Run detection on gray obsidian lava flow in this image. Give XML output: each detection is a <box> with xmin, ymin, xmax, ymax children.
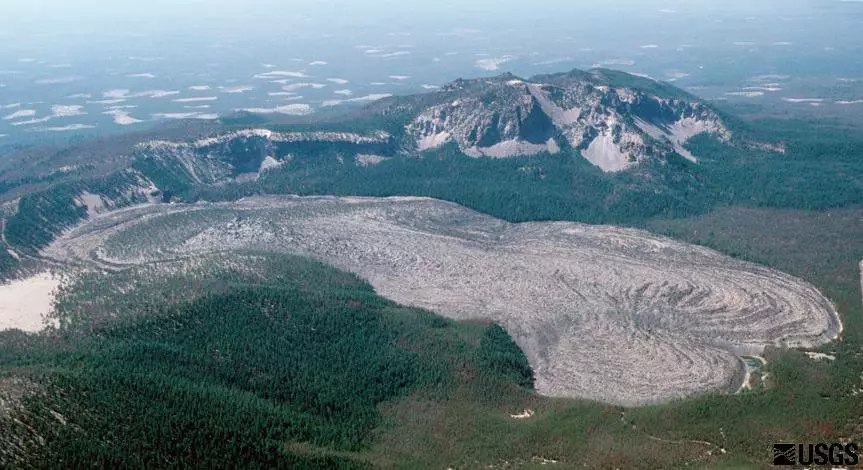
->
<box><xmin>43</xmin><ymin>196</ymin><xmax>842</xmax><ymax>406</ymax></box>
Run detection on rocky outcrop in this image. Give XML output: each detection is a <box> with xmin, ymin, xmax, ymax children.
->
<box><xmin>404</xmin><ymin>70</ymin><xmax>730</xmax><ymax>171</ymax></box>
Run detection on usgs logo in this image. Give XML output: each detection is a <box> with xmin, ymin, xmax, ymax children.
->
<box><xmin>773</xmin><ymin>443</ymin><xmax>859</xmax><ymax>466</ymax></box>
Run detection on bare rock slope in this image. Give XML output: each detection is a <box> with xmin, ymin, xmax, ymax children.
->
<box><xmin>44</xmin><ymin>196</ymin><xmax>841</xmax><ymax>405</ymax></box>
<box><xmin>401</xmin><ymin>69</ymin><xmax>730</xmax><ymax>171</ymax></box>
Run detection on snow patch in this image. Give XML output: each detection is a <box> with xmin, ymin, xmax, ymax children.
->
<box><xmin>35</xmin><ymin>76</ymin><xmax>81</xmax><ymax>85</ymax></box>
<box><xmin>38</xmin><ymin>124</ymin><xmax>95</xmax><ymax>132</ymax></box>
<box><xmin>242</xmin><ymin>104</ymin><xmax>313</xmax><ymax>115</ymax></box>
<box><xmin>219</xmin><ymin>86</ymin><xmax>254</xmax><ymax>94</ymax></box>
<box><xmin>50</xmin><ymin>105</ymin><xmax>85</xmax><ymax>117</ymax></box>
<box><xmin>172</xmin><ymin>96</ymin><xmax>218</xmax><ymax>103</ymax></box>
<box><xmin>7</xmin><ymin>105</ymin><xmax>86</xmax><ymax>126</ymax></box>
<box><xmin>3</xmin><ymin>109</ymin><xmax>36</xmax><ymax>120</ymax></box>
<box><xmin>87</xmin><ymin>99</ymin><xmax>127</xmax><ymax>105</ymax></box>
<box><xmin>253</xmin><ymin>71</ymin><xmax>307</xmax><ymax>79</ymax></box>
<box><xmin>782</xmin><ymin>98</ymin><xmax>824</xmax><ymax>103</ymax></box>
<box><xmin>322</xmin><ymin>94</ymin><xmax>392</xmax><ymax>107</ymax></box>
<box><xmin>103</xmin><ymin>89</ymin><xmax>179</xmax><ymax>99</ymax></box>
<box><xmin>104</xmin><ymin>109</ymin><xmax>143</xmax><ymax>125</ymax></box>
<box><xmin>726</xmin><ymin>91</ymin><xmax>764</xmax><ymax>98</ymax></box>
<box><xmin>593</xmin><ymin>58</ymin><xmax>636</xmax><ymax>67</ymax></box>
<box><xmin>152</xmin><ymin>112</ymin><xmax>219</xmax><ymax>120</ymax></box>
<box><xmin>281</xmin><ymin>82</ymin><xmax>326</xmax><ymax>92</ymax></box>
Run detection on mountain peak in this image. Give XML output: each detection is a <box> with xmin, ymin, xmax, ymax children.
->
<box><xmin>403</xmin><ymin>68</ymin><xmax>729</xmax><ymax>171</ymax></box>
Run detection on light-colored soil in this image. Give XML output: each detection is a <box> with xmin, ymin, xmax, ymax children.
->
<box><xmin>41</xmin><ymin>196</ymin><xmax>843</xmax><ymax>405</ymax></box>
<box><xmin>0</xmin><ymin>273</ymin><xmax>60</xmax><ymax>332</ymax></box>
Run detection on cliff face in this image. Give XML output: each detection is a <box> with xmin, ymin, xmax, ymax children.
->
<box><xmin>403</xmin><ymin>70</ymin><xmax>730</xmax><ymax>171</ymax></box>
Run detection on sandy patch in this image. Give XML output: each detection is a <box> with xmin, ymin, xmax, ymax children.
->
<box><xmin>0</xmin><ymin>273</ymin><xmax>60</xmax><ymax>332</ymax></box>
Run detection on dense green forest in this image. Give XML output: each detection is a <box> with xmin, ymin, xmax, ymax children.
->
<box><xmin>3</xmin><ymin>218</ymin><xmax>860</xmax><ymax>468</ymax></box>
<box><xmin>0</xmin><ymin>255</ymin><xmax>534</xmax><ymax>468</ymax></box>
<box><xmin>0</xmin><ymin>121</ymin><xmax>861</xmax><ymax>466</ymax></box>
<box><xmin>155</xmin><ymin>121</ymin><xmax>863</xmax><ymax>227</ymax></box>
<box><xmin>3</xmin><ymin>170</ymin><xmax>146</xmax><ymax>253</ymax></box>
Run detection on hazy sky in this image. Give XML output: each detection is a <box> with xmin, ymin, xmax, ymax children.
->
<box><xmin>2</xmin><ymin>0</ymin><xmax>859</xmax><ymax>75</ymax></box>
<box><xmin>2</xmin><ymin>0</ymin><xmax>852</xmax><ymax>40</ymax></box>
<box><xmin>1</xmin><ymin>0</ymin><xmax>861</xmax><ymax>148</ymax></box>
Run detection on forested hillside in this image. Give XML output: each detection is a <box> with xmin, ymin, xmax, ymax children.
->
<box><xmin>0</xmin><ymin>255</ymin><xmax>533</xmax><ymax>468</ymax></box>
<box><xmin>1</xmin><ymin>70</ymin><xmax>862</xmax><ymax>279</ymax></box>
